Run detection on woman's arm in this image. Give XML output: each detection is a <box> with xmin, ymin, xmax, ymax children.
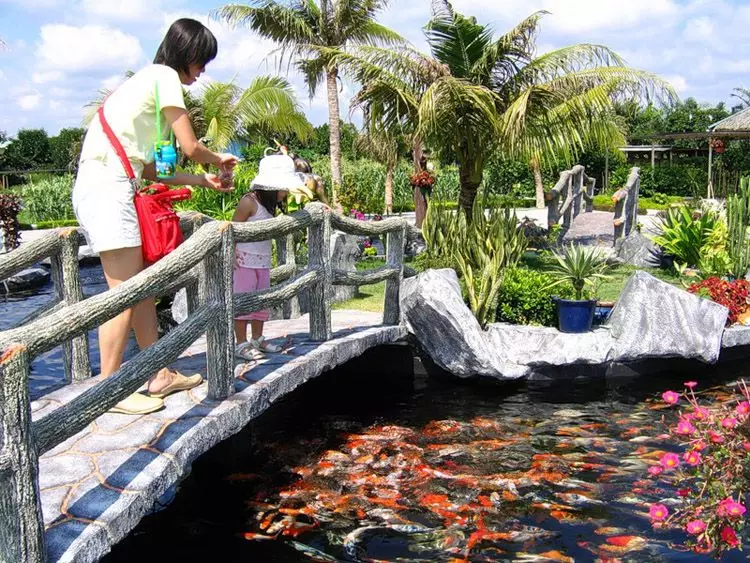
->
<box><xmin>143</xmin><ymin>162</ymin><xmax>232</xmax><ymax>192</ymax></box>
<box><xmin>162</xmin><ymin>106</ymin><xmax>238</xmax><ymax>171</ymax></box>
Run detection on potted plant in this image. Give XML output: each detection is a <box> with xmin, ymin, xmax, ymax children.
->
<box><xmin>545</xmin><ymin>244</ymin><xmax>612</xmax><ymax>333</ymax></box>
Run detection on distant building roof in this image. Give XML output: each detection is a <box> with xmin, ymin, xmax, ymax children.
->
<box><xmin>708</xmin><ymin>107</ymin><xmax>750</xmax><ymax>132</ymax></box>
<box><xmin>619</xmin><ymin>145</ymin><xmax>672</xmax><ymax>152</ymax></box>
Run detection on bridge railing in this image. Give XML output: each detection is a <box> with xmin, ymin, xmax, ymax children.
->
<box><xmin>0</xmin><ymin>202</ymin><xmax>406</xmax><ymax>562</ymax></box>
<box><xmin>546</xmin><ymin>164</ymin><xmax>596</xmax><ymax>244</ymax></box>
<box><xmin>612</xmin><ymin>167</ymin><xmax>641</xmax><ymax>244</ymax></box>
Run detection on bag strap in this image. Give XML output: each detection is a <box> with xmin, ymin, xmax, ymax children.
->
<box><xmin>97</xmin><ymin>105</ymin><xmax>137</xmax><ymax>183</ymax></box>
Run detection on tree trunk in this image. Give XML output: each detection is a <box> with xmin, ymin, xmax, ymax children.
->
<box><xmin>385</xmin><ymin>163</ymin><xmax>394</xmax><ymax>215</ymax></box>
<box><xmin>532</xmin><ymin>158</ymin><xmax>545</xmax><ymax>209</ymax></box>
<box><xmin>326</xmin><ymin>67</ymin><xmax>342</xmax><ymax>210</ymax></box>
<box><xmin>458</xmin><ymin>154</ymin><xmax>484</xmax><ymax>219</ymax></box>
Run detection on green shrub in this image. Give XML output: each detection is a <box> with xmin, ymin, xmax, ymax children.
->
<box><xmin>174</xmin><ymin>161</ymin><xmax>258</xmax><ymax>219</ymax></box>
<box><xmin>650</xmin><ymin>205</ymin><xmax>727</xmax><ymax>270</ymax></box>
<box><xmin>14</xmin><ymin>174</ymin><xmax>74</xmax><ymax>223</ymax></box>
<box><xmin>496</xmin><ymin>267</ymin><xmax>576</xmax><ymax>326</ymax></box>
<box><xmin>609</xmin><ymin>164</ymin><xmax>705</xmax><ymax>197</ymax></box>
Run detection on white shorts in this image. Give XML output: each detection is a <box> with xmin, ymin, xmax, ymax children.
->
<box><xmin>72</xmin><ymin>159</ymin><xmax>142</xmax><ymax>253</ymax></box>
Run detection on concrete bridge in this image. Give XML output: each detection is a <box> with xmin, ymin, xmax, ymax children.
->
<box><xmin>0</xmin><ymin>203</ymin><xmax>409</xmax><ymax>562</ymax></box>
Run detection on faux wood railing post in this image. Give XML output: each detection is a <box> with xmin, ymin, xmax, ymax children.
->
<box><xmin>308</xmin><ymin>205</ymin><xmax>332</xmax><ymax>341</ymax></box>
<box><xmin>184</xmin><ymin>214</ymin><xmax>206</xmax><ymax>319</ymax></box>
<box><xmin>49</xmin><ymin>229</ymin><xmax>90</xmax><ymax>382</ymax></box>
<box><xmin>573</xmin><ymin>170</ymin><xmax>583</xmax><ymax>217</ymax></box>
<box><xmin>585</xmin><ymin>177</ymin><xmax>596</xmax><ymax>213</ymax></box>
<box><xmin>277</xmin><ymin>234</ymin><xmax>300</xmax><ymax>319</ymax></box>
<box><xmin>202</xmin><ymin>223</ymin><xmax>235</xmax><ymax>400</ymax></box>
<box><xmin>383</xmin><ymin>225</ymin><xmax>405</xmax><ymax>325</ymax></box>
<box><xmin>0</xmin><ymin>345</ymin><xmax>46</xmax><ymax>563</ymax></box>
<box><xmin>625</xmin><ymin>173</ymin><xmax>640</xmax><ymax>237</ymax></box>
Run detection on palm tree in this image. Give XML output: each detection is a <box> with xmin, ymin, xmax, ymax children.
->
<box><xmin>216</xmin><ymin>0</ymin><xmax>403</xmax><ymax>206</ymax></box>
<box><xmin>355</xmin><ymin>126</ymin><xmax>400</xmax><ymax>214</ymax></box>
<box><xmin>337</xmin><ymin>1</ymin><xmax>674</xmax><ymax>216</ymax></box>
<box><xmin>84</xmin><ymin>75</ymin><xmax>311</xmax><ymax>152</ymax></box>
<box><xmin>82</xmin><ymin>70</ymin><xmax>135</xmax><ymax>126</ymax></box>
<box><xmin>731</xmin><ymin>87</ymin><xmax>750</xmax><ymax>110</ymax></box>
<box><xmin>186</xmin><ymin>77</ymin><xmax>312</xmax><ymax>150</ymax></box>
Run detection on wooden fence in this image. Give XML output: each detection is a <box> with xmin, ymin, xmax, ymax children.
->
<box><xmin>546</xmin><ymin>165</ymin><xmax>596</xmax><ymax>243</ymax></box>
<box><xmin>612</xmin><ymin>167</ymin><xmax>641</xmax><ymax>244</ymax></box>
<box><xmin>0</xmin><ymin>203</ymin><xmax>407</xmax><ymax>562</ymax></box>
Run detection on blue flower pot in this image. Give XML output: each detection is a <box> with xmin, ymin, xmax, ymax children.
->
<box><xmin>554</xmin><ymin>298</ymin><xmax>597</xmax><ymax>333</ymax></box>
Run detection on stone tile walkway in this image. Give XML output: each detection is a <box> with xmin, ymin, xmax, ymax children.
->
<box><xmin>32</xmin><ymin>311</ymin><xmax>406</xmax><ymax>563</ymax></box>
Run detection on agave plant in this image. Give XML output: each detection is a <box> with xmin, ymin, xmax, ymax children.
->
<box><xmin>546</xmin><ymin>244</ymin><xmax>611</xmax><ymax>301</ymax></box>
<box><xmin>423</xmin><ymin>196</ymin><xmax>527</xmax><ymax>327</ymax></box>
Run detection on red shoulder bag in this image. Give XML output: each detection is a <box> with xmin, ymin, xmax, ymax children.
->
<box><xmin>97</xmin><ymin>105</ymin><xmax>191</xmax><ymax>264</ymax></box>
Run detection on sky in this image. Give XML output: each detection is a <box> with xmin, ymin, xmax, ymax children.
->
<box><xmin>2</xmin><ymin>0</ymin><xmax>750</xmax><ymax>138</ymax></box>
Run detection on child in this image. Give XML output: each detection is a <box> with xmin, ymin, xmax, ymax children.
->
<box><xmin>232</xmin><ymin>154</ymin><xmax>305</xmax><ymax>360</ymax></box>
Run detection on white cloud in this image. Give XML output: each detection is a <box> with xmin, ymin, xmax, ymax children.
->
<box><xmin>49</xmin><ymin>100</ymin><xmax>61</xmax><ymax>110</ymax></box>
<box><xmin>49</xmin><ymin>86</ymin><xmax>73</xmax><ymax>98</ymax></box>
<box><xmin>683</xmin><ymin>17</ymin><xmax>715</xmax><ymax>42</ymax></box>
<box><xmin>36</xmin><ymin>24</ymin><xmax>143</xmax><ymax>73</ymax></box>
<box><xmin>0</xmin><ymin>0</ymin><xmax>62</xmax><ymax>9</ymax></box>
<box><xmin>32</xmin><ymin>71</ymin><xmax>63</xmax><ymax>84</ymax></box>
<box><xmin>79</xmin><ymin>0</ymin><xmax>149</xmax><ymax>20</ymax></box>
<box><xmin>664</xmin><ymin>74</ymin><xmax>688</xmax><ymax>93</ymax></box>
<box><xmin>101</xmin><ymin>74</ymin><xmax>126</xmax><ymax>92</ymax></box>
<box><xmin>18</xmin><ymin>93</ymin><xmax>42</xmax><ymax>110</ymax></box>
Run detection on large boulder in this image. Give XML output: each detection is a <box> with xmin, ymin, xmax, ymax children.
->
<box><xmin>606</xmin><ymin>270</ymin><xmax>728</xmax><ymax>363</ymax></box>
<box><xmin>400</xmin><ymin>269</ymin><xmax>528</xmax><ymax>379</ymax></box>
<box><xmin>487</xmin><ymin>323</ymin><xmax>612</xmax><ymax>367</ymax></box>
<box><xmin>330</xmin><ymin>231</ymin><xmax>361</xmax><ymax>301</ymax></box>
<box><xmin>615</xmin><ymin>231</ymin><xmax>663</xmax><ymax>268</ymax></box>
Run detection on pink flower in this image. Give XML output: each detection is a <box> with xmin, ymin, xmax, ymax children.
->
<box><xmin>659</xmin><ymin>452</ymin><xmax>680</xmax><ymax>470</ymax></box>
<box><xmin>683</xmin><ymin>450</ymin><xmax>702</xmax><ymax>466</ymax></box>
<box><xmin>649</xmin><ymin>503</ymin><xmax>669</xmax><ymax>522</ymax></box>
<box><xmin>693</xmin><ymin>440</ymin><xmax>707</xmax><ymax>451</ymax></box>
<box><xmin>684</xmin><ymin>381</ymin><xmax>698</xmax><ymax>389</ymax></box>
<box><xmin>662</xmin><ymin>391</ymin><xmax>680</xmax><ymax>405</ymax></box>
<box><xmin>736</xmin><ymin>401</ymin><xmax>750</xmax><ymax>417</ymax></box>
<box><xmin>743</xmin><ymin>441</ymin><xmax>750</xmax><ymax>452</ymax></box>
<box><xmin>709</xmin><ymin>430</ymin><xmax>725</xmax><ymax>444</ymax></box>
<box><xmin>692</xmin><ymin>406</ymin><xmax>710</xmax><ymax>420</ymax></box>
<box><xmin>677</xmin><ymin>488</ymin><xmax>691</xmax><ymax>497</ymax></box>
<box><xmin>722</xmin><ymin>417</ymin><xmax>738</xmax><ymax>429</ymax></box>
<box><xmin>676</xmin><ymin>419</ymin><xmax>696</xmax><ymax>435</ymax></box>
<box><xmin>718</xmin><ymin>498</ymin><xmax>746</xmax><ymax>518</ymax></box>
<box><xmin>720</xmin><ymin>526</ymin><xmax>739</xmax><ymax>547</ymax></box>
<box><xmin>686</xmin><ymin>519</ymin><xmax>706</xmax><ymax>534</ymax></box>
<box><xmin>648</xmin><ymin>465</ymin><xmax>664</xmax><ymax>476</ymax></box>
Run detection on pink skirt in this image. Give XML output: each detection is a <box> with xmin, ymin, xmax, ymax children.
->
<box><xmin>233</xmin><ymin>267</ymin><xmax>271</xmax><ymax>321</ymax></box>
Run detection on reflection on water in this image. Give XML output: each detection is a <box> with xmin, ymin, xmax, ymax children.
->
<box><xmin>1</xmin><ymin>264</ymin><xmax>139</xmax><ymax>399</ymax></box>
<box><xmin>105</xmin><ymin>347</ymin><xmax>748</xmax><ymax>562</ymax></box>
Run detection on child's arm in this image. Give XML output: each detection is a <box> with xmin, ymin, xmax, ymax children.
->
<box><xmin>232</xmin><ymin>194</ymin><xmax>257</xmax><ymax>223</ymax></box>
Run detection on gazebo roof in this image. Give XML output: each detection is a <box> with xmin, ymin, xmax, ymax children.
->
<box><xmin>708</xmin><ymin>107</ymin><xmax>750</xmax><ymax>132</ymax></box>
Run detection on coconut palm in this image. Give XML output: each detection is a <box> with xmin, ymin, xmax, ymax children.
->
<box><xmin>216</xmin><ymin>0</ymin><xmax>403</xmax><ymax>206</ymax></box>
<box><xmin>84</xmin><ymin>75</ymin><xmax>311</xmax><ymax>152</ymax></box>
<box><xmin>187</xmin><ymin>77</ymin><xmax>312</xmax><ymax>150</ymax></box>
<box><xmin>731</xmin><ymin>87</ymin><xmax>750</xmax><ymax>110</ymax></box>
<box><xmin>337</xmin><ymin>1</ymin><xmax>674</xmax><ymax>216</ymax></box>
<box><xmin>355</xmin><ymin>126</ymin><xmax>401</xmax><ymax>214</ymax></box>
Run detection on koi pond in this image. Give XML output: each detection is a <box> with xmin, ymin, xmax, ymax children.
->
<box><xmin>99</xmin><ymin>347</ymin><xmax>749</xmax><ymax>562</ymax></box>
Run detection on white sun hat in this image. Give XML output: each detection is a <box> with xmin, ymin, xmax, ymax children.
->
<box><xmin>251</xmin><ymin>154</ymin><xmax>307</xmax><ymax>191</ymax></box>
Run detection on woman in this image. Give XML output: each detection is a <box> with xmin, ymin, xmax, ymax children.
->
<box><xmin>73</xmin><ymin>18</ymin><xmax>238</xmax><ymax>415</ymax></box>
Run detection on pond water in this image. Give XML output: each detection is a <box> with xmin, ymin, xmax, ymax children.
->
<box><xmin>102</xmin><ymin>347</ymin><xmax>749</xmax><ymax>562</ymax></box>
<box><xmin>0</xmin><ymin>264</ymin><xmax>140</xmax><ymax>399</ymax></box>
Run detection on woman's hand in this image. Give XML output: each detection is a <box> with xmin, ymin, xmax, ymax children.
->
<box><xmin>216</xmin><ymin>153</ymin><xmax>239</xmax><ymax>172</ymax></box>
<box><xmin>202</xmin><ymin>173</ymin><xmax>234</xmax><ymax>192</ymax></box>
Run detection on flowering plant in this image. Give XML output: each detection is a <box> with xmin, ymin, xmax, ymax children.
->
<box><xmin>687</xmin><ymin>277</ymin><xmax>750</xmax><ymax>325</ymax></box>
<box><xmin>350</xmin><ymin>209</ymin><xmax>365</xmax><ymax>221</ymax></box>
<box><xmin>645</xmin><ymin>380</ymin><xmax>750</xmax><ymax>557</ymax></box>
<box><xmin>409</xmin><ymin>171</ymin><xmax>435</xmax><ymax>191</ymax></box>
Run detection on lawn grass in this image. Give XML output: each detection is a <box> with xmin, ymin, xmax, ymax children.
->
<box><xmin>332</xmin><ymin>258</ymin><xmax>386</xmax><ymax>313</ymax></box>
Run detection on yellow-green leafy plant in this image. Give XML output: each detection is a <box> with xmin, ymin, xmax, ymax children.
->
<box><xmin>423</xmin><ymin>196</ymin><xmax>527</xmax><ymax>327</ymax></box>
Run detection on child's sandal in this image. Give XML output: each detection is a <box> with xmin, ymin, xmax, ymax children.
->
<box><xmin>251</xmin><ymin>336</ymin><xmax>283</xmax><ymax>353</ymax></box>
<box><xmin>235</xmin><ymin>342</ymin><xmax>264</xmax><ymax>361</ymax></box>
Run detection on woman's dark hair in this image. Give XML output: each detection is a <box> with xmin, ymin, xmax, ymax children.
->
<box><xmin>254</xmin><ymin>190</ymin><xmax>281</xmax><ymax>217</ymax></box>
<box><xmin>154</xmin><ymin>18</ymin><xmax>218</xmax><ymax>75</ymax></box>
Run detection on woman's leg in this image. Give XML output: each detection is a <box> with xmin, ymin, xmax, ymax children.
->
<box><xmin>235</xmin><ymin>320</ymin><xmax>248</xmax><ymax>344</ymax></box>
<box><xmin>98</xmin><ymin>247</ymin><xmax>143</xmax><ymax>377</ymax></box>
<box><xmin>250</xmin><ymin>320</ymin><xmax>264</xmax><ymax>340</ymax></box>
